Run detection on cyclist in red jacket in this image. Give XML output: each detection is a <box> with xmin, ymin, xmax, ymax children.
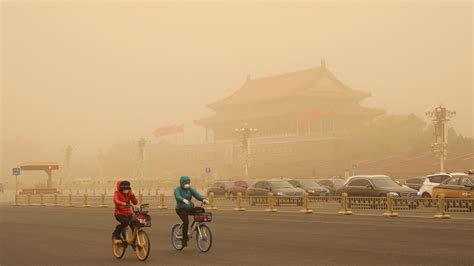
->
<box><xmin>112</xmin><ymin>180</ymin><xmax>139</xmax><ymax>240</ymax></box>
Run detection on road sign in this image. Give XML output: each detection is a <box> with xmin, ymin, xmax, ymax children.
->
<box><xmin>13</xmin><ymin>167</ymin><xmax>21</xmax><ymax>176</ymax></box>
<box><xmin>351</xmin><ymin>164</ymin><xmax>358</xmax><ymax>170</ymax></box>
<box><xmin>205</xmin><ymin>167</ymin><xmax>211</xmax><ymax>174</ymax></box>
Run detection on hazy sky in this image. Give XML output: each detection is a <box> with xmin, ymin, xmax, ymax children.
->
<box><xmin>1</xmin><ymin>1</ymin><xmax>472</xmax><ymax>161</ymax></box>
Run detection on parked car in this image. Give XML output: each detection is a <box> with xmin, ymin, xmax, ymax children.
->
<box><xmin>404</xmin><ymin>176</ymin><xmax>425</xmax><ymax>191</ymax></box>
<box><xmin>247</xmin><ymin>180</ymin><xmax>305</xmax><ymax>196</ymax></box>
<box><xmin>432</xmin><ymin>174</ymin><xmax>473</xmax><ymax>199</ymax></box>
<box><xmin>227</xmin><ymin>180</ymin><xmax>255</xmax><ymax>196</ymax></box>
<box><xmin>288</xmin><ymin>179</ymin><xmax>329</xmax><ymax>196</ymax></box>
<box><xmin>206</xmin><ymin>181</ymin><xmax>233</xmax><ymax>196</ymax></box>
<box><xmin>336</xmin><ymin>175</ymin><xmax>418</xmax><ymax>197</ymax></box>
<box><xmin>418</xmin><ymin>173</ymin><xmax>452</xmax><ymax>198</ymax></box>
<box><xmin>316</xmin><ymin>179</ymin><xmax>345</xmax><ymax>195</ymax></box>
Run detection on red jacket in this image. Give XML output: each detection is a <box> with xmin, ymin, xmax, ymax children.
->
<box><xmin>114</xmin><ymin>180</ymin><xmax>138</xmax><ymax>216</ymax></box>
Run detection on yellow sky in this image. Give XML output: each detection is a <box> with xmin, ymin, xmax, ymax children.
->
<box><xmin>1</xmin><ymin>1</ymin><xmax>472</xmax><ymax>161</ymax></box>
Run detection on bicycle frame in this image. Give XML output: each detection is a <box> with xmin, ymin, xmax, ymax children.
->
<box><xmin>179</xmin><ymin>220</ymin><xmax>207</xmax><ymax>240</ymax></box>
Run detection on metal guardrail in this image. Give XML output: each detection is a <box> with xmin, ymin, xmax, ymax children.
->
<box><xmin>14</xmin><ymin>193</ymin><xmax>474</xmax><ymax>219</ymax></box>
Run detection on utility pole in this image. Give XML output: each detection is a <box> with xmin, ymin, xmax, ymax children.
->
<box><xmin>425</xmin><ymin>105</ymin><xmax>456</xmax><ymax>173</ymax></box>
<box><xmin>64</xmin><ymin>145</ymin><xmax>72</xmax><ymax>186</ymax></box>
<box><xmin>234</xmin><ymin>123</ymin><xmax>258</xmax><ymax>179</ymax></box>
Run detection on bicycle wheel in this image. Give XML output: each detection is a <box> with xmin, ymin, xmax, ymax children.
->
<box><xmin>171</xmin><ymin>223</ymin><xmax>184</xmax><ymax>251</ymax></box>
<box><xmin>134</xmin><ymin>230</ymin><xmax>150</xmax><ymax>261</ymax></box>
<box><xmin>196</xmin><ymin>223</ymin><xmax>212</xmax><ymax>252</ymax></box>
<box><xmin>112</xmin><ymin>238</ymin><xmax>126</xmax><ymax>259</ymax></box>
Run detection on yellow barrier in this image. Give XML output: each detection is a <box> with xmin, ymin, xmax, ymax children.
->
<box><xmin>158</xmin><ymin>193</ymin><xmax>168</xmax><ymax>209</ymax></box>
<box><xmin>434</xmin><ymin>194</ymin><xmax>451</xmax><ymax>219</ymax></box>
<box><xmin>100</xmin><ymin>194</ymin><xmax>108</xmax><ymax>208</ymax></box>
<box><xmin>299</xmin><ymin>192</ymin><xmax>313</xmax><ymax>213</ymax></box>
<box><xmin>83</xmin><ymin>194</ymin><xmax>91</xmax><ymax>207</ymax></box>
<box><xmin>234</xmin><ymin>192</ymin><xmax>246</xmax><ymax>211</ymax></box>
<box><xmin>383</xmin><ymin>193</ymin><xmax>398</xmax><ymax>217</ymax></box>
<box><xmin>68</xmin><ymin>194</ymin><xmax>74</xmax><ymax>207</ymax></box>
<box><xmin>209</xmin><ymin>192</ymin><xmax>217</xmax><ymax>210</ymax></box>
<box><xmin>265</xmin><ymin>193</ymin><xmax>277</xmax><ymax>212</ymax></box>
<box><xmin>54</xmin><ymin>194</ymin><xmax>59</xmax><ymax>207</ymax></box>
<box><xmin>338</xmin><ymin>193</ymin><xmax>352</xmax><ymax>215</ymax></box>
<box><xmin>40</xmin><ymin>194</ymin><xmax>45</xmax><ymax>206</ymax></box>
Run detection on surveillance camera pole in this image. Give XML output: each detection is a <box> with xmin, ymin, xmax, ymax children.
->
<box><xmin>425</xmin><ymin>105</ymin><xmax>456</xmax><ymax>173</ymax></box>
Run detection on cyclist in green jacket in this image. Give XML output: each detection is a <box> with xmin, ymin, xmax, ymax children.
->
<box><xmin>174</xmin><ymin>176</ymin><xmax>208</xmax><ymax>247</ymax></box>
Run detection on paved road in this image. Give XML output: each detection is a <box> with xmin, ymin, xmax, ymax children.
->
<box><xmin>0</xmin><ymin>205</ymin><xmax>473</xmax><ymax>266</ymax></box>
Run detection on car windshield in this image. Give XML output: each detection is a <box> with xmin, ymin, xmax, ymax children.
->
<box><xmin>270</xmin><ymin>181</ymin><xmax>293</xmax><ymax>188</ymax></box>
<box><xmin>296</xmin><ymin>180</ymin><xmax>321</xmax><ymax>187</ymax></box>
<box><xmin>371</xmin><ymin>177</ymin><xmax>399</xmax><ymax>188</ymax></box>
<box><xmin>234</xmin><ymin>181</ymin><xmax>247</xmax><ymax>187</ymax></box>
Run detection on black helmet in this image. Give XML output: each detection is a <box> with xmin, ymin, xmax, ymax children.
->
<box><xmin>120</xmin><ymin>180</ymin><xmax>131</xmax><ymax>190</ymax></box>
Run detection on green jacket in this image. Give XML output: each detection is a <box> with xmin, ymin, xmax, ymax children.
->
<box><xmin>174</xmin><ymin>176</ymin><xmax>205</xmax><ymax>209</ymax></box>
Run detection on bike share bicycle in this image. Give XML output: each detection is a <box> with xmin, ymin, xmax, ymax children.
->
<box><xmin>171</xmin><ymin>203</ymin><xmax>213</xmax><ymax>252</ymax></box>
<box><xmin>112</xmin><ymin>204</ymin><xmax>151</xmax><ymax>261</ymax></box>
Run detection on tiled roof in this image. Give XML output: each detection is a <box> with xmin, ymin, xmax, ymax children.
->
<box><xmin>207</xmin><ymin>65</ymin><xmax>370</xmax><ymax>109</ymax></box>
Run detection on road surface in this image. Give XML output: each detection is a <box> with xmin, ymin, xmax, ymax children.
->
<box><xmin>0</xmin><ymin>204</ymin><xmax>472</xmax><ymax>265</ymax></box>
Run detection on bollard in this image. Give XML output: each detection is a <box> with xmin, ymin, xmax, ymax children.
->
<box><xmin>27</xmin><ymin>194</ymin><xmax>31</xmax><ymax>206</ymax></box>
<box><xmin>383</xmin><ymin>193</ymin><xmax>399</xmax><ymax>217</ymax></box>
<box><xmin>158</xmin><ymin>193</ymin><xmax>168</xmax><ymax>209</ymax></box>
<box><xmin>68</xmin><ymin>194</ymin><xmax>74</xmax><ymax>207</ymax></box>
<box><xmin>100</xmin><ymin>194</ymin><xmax>108</xmax><ymax>208</ymax></box>
<box><xmin>83</xmin><ymin>194</ymin><xmax>91</xmax><ymax>207</ymax></box>
<box><xmin>434</xmin><ymin>194</ymin><xmax>451</xmax><ymax>219</ymax></box>
<box><xmin>265</xmin><ymin>192</ymin><xmax>277</xmax><ymax>212</ymax></box>
<box><xmin>338</xmin><ymin>193</ymin><xmax>353</xmax><ymax>215</ymax></box>
<box><xmin>234</xmin><ymin>192</ymin><xmax>246</xmax><ymax>211</ymax></box>
<box><xmin>299</xmin><ymin>192</ymin><xmax>313</xmax><ymax>213</ymax></box>
<box><xmin>15</xmin><ymin>194</ymin><xmax>18</xmax><ymax>206</ymax></box>
<box><xmin>54</xmin><ymin>194</ymin><xmax>59</xmax><ymax>206</ymax></box>
<box><xmin>208</xmin><ymin>192</ymin><xmax>217</xmax><ymax>210</ymax></box>
<box><xmin>40</xmin><ymin>194</ymin><xmax>45</xmax><ymax>206</ymax></box>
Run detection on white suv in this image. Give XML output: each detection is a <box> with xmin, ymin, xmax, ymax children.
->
<box><xmin>418</xmin><ymin>173</ymin><xmax>451</xmax><ymax>198</ymax></box>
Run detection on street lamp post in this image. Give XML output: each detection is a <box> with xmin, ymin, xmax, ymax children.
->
<box><xmin>64</xmin><ymin>145</ymin><xmax>72</xmax><ymax>187</ymax></box>
<box><xmin>137</xmin><ymin>137</ymin><xmax>147</xmax><ymax>180</ymax></box>
<box><xmin>425</xmin><ymin>105</ymin><xmax>456</xmax><ymax>173</ymax></box>
<box><xmin>235</xmin><ymin>123</ymin><xmax>258</xmax><ymax>179</ymax></box>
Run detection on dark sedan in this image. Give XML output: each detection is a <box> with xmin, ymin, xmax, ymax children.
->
<box><xmin>227</xmin><ymin>180</ymin><xmax>255</xmax><ymax>196</ymax></box>
<box><xmin>316</xmin><ymin>179</ymin><xmax>345</xmax><ymax>195</ymax></box>
<box><xmin>247</xmin><ymin>180</ymin><xmax>305</xmax><ymax>197</ymax></box>
<box><xmin>288</xmin><ymin>179</ymin><xmax>330</xmax><ymax>196</ymax></box>
<box><xmin>336</xmin><ymin>175</ymin><xmax>418</xmax><ymax>197</ymax></box>
<box><xmin>206</xmin><ymin>181</ymin><xmax>233</xmax><ymax>196</ymax></box>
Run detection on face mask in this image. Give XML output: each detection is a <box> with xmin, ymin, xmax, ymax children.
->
<box><xmin>183</xmin><ymin>184</ymin><xmax>190</xmax><ymax>189</ymax></box>
<box><xmin>122</xmin><ymin>189</ymin><xmax>130</xmax><ymax>194</ymax></box>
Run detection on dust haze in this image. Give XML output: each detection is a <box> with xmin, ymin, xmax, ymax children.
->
<box><xmin>1</xmin><ymin>1</ymin><xmax>472</xmax><ymax>181</ymax></box>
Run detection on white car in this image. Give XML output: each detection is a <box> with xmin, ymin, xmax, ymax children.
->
<box><xmin>418</xmin><ymin>173</ymin><xmax>452</xmax><ymax>198</ymax></box>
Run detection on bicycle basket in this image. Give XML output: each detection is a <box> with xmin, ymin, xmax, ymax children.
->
<box><xmin>194</xmin><ymin>212</ymin><xmax>212</xmax><ymax>222</ymax></box>
<box><xmin>137</xmin><ymin>213</ymin><xmax>151</xmax><ymax>227</ymax></box>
